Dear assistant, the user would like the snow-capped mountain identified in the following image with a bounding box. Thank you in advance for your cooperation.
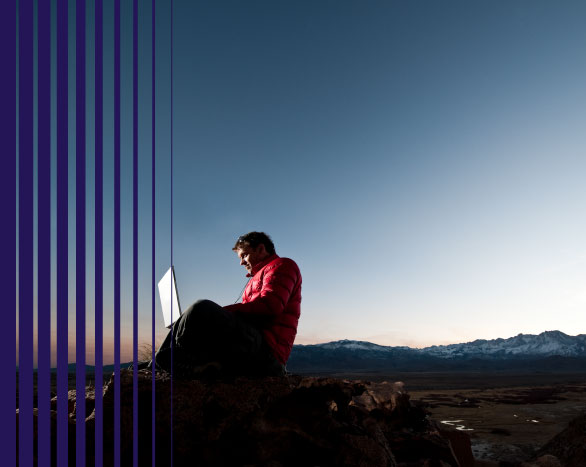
[304,331,586,358]
[316,340,409,352]
[287,331,586,372]
[421,331,586,358]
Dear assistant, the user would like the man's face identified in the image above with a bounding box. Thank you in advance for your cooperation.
[236,244,268,274]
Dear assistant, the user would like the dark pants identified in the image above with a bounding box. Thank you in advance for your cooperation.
[155,299,285,377]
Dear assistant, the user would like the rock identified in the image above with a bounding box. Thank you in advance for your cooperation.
[97,370,470,466]
[80,386,96,417]
[16,407,76,466]
[50,389,76,414]
[20,370,476,466]
[535,411,586,467]
[520,454,563,467]
[437,425,476,467]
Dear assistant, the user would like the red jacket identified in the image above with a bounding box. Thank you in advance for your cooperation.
[223,254,302,365]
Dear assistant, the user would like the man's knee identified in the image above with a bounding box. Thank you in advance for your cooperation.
[183,299,218,315]
[174,299,225,347]
[194,299,220,309]
[182,299,225,324]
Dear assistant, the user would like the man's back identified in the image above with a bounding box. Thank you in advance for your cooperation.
[239,254,302,365]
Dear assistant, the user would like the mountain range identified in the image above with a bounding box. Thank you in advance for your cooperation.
[286,330,586,373]
[421,330,586,358]
[24,330,586,374]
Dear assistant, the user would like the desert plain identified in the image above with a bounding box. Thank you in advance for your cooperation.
[319,370,586,465]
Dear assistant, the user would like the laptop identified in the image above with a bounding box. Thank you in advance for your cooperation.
[158,266,182,328]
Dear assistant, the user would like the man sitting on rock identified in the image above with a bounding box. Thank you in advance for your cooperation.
[153,231,302,378]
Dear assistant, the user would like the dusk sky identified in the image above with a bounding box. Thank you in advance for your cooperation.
[19,0,586,365]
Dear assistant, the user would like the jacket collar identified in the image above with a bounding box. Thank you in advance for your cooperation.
[247,253,279,277]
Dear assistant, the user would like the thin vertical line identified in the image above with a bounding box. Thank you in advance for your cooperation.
[114,0,121,465]
[170,0,174,464]
[37,0,51,463]
[132,0,139,465]
[56,0,69,464]
[151,0,156,464]
[75,0,87,464]
[0,0,17,464]
[18,0,34,465]
[95,0,104,465]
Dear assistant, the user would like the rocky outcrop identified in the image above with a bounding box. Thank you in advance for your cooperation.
[534,411,586,467]
[16,407,76,466]
[95,370,474,466]
[22,370,477,466]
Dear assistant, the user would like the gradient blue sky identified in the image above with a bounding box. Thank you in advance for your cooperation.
[20,0,586,365]
[170,0,586,350]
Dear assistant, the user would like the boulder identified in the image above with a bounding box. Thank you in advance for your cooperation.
[20,370,476,466]
[97,370,469,466]
[16,407,76,466]
[535,411,586,467]
[50,389,76,413]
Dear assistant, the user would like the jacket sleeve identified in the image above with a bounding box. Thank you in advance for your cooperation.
[223,259,300,317]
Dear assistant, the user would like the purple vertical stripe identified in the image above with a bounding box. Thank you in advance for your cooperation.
[18,0,34,465]
[75,0,87,465]
[95,0,104,466]
[114,1,121,466]
[37,0,52,464]
[57,0,69,464]
[0,0,16,465]
[132,0,139,465]
[151,0,156,464]
[170,0,174,463]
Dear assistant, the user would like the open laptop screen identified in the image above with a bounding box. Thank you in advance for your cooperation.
[158,266,182,328]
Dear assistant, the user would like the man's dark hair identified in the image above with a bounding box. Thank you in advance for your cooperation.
[233,231,276,255]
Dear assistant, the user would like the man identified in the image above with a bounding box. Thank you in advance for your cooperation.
[154,232,302,378]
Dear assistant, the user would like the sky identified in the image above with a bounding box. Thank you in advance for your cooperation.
[18,0,586,365]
